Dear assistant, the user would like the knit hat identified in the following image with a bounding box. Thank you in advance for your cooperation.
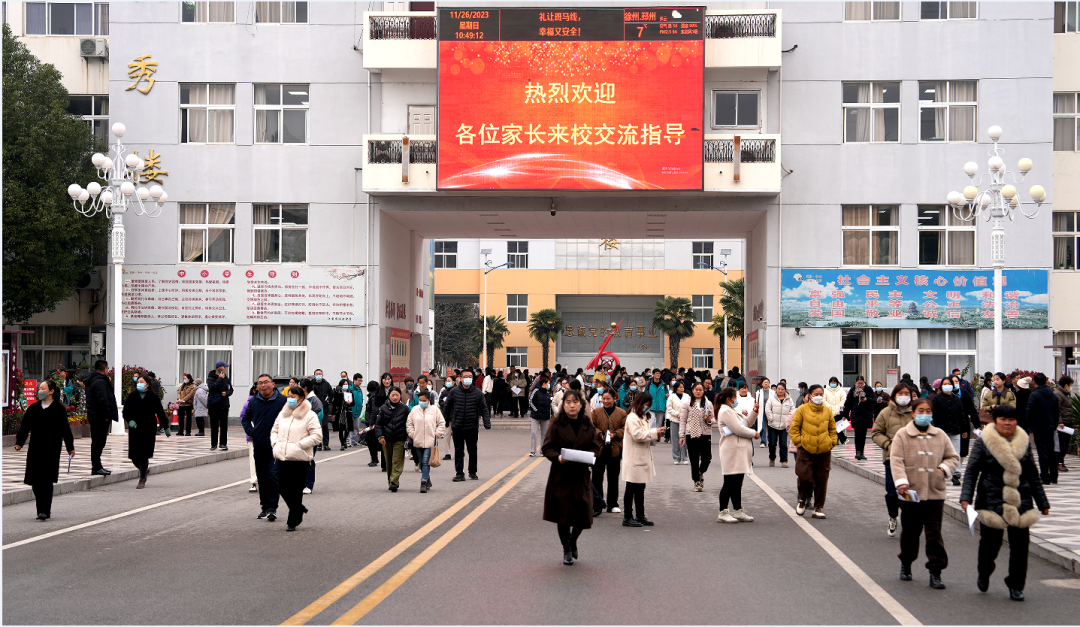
[1015,376,1032,390]
[932,378,942,390]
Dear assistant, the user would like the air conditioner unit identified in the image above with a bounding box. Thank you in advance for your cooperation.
[76,269,104,290]
[79,38,108,59]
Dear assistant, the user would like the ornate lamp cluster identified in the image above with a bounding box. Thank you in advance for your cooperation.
[67,122,167,219]
[945,125,1044,224]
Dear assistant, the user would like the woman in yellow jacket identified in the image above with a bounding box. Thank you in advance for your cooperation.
[789,384,838,519]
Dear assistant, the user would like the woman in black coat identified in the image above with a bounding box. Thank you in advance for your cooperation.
[842,375,877,460]
[541,389,601,566]
[124,374,169,489]
[14,380,74,519]
[374,387,410,492]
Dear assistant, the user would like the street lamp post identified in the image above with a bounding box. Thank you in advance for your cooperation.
[946,125,1045,373]
[698,261,729,372]
[482,257,513,370]
[68,122,167,435]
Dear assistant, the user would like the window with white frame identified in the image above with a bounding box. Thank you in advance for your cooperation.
[25,2,108,35]
[181,1,233,22]
[1053,211,1080,270]
[917,205,975,265]
[251,326,306,378]
[253,204,307,263]
[556,240,664,269]
[841,329,899,388]
[1054,93,1078,152]
[842,205,898,266]
[506,347,528,368]
[919,81,977,142]
[178,326,233,383]
[507,241,528,269]
[434,241,457,268]
[1053,330,1080,377]
[711,91,759,129]
[1056,1,1079,32]
[920,1,976,19]
[692,295,714,323]
[180,84,235,144]
[67,95,108,146]
[845,1,899,20]
[255,84,308,144]
[255,1,306,22]
[691,348,714,369]
[17,325,99,380]
[506,294,528,323]
[843,82,899,143]
[692,241,713,269]
[918,329,976,380]
[180,203,235,263]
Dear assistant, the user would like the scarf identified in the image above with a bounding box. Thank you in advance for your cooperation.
[853,383,867,403]
[685,401,711,438]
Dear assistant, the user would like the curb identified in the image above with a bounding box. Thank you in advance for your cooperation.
[2,449,248,507]
[833,456,1080,575]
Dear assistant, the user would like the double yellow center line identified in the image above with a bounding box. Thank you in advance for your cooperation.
[283,454,545,626]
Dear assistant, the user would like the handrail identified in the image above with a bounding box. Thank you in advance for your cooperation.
[369,15,437,40]
[704,139,776,163]
[367,139,438,164]
[705,14,777,39]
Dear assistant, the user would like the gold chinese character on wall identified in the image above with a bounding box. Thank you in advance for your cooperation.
[599,238,620,250]
[636,326,645,338]
[126,54,158,94]
[648,326,658,338]
[624,327,633,338]
[565,325,574,337]
[578,326,587,337]
[134,149,168,183]
[589,325,598,337]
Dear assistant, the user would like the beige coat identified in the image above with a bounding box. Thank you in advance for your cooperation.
[270,399,322,462]
[406,404,446,449]
[716,403,759,475]
[889,422,960,501]
[621,410,662,484]
[823,386,846,417]
[666,392,689,424]
[870,401,913,463]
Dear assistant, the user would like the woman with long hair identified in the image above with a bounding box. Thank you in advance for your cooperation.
[271,386,321,531]
[666,380,690,464]
[124,374,170,489]
[680,382,714,492]
[715,387,760,523]
[541,390,600,565]
[14,380,74,519]
[620,392,666,527]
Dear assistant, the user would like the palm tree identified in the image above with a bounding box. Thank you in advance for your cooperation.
[709,277,744,371]
[527,308,564,369]
[471,315,509,370]
[652,296,695,368]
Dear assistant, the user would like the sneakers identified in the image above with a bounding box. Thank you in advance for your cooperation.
[732,509,755,522]
[693,480,703,492]
[469,474,479,480]
[219,446,228,451]
[266,510,277,521]
[888,517,898,537]
[609,506,622,513]
[257,510,268,520]
[529,452,535,457]
[136,478,146,489]
[210,446,218,451]
[249,483,258,493]
[759,442,767,448]
[302,487,312,495]
[796,500,807,516]
[452,474,465,482]
[1009,588,1024,601]
[717,509,738,523]
[414,463,420,473]
[812,508,826,519]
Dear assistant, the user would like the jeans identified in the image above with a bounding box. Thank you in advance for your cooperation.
[718,473,745,510]
[884,461,900,519]
[898,500,947,573]
[305,447,316,490]
[32,482,54,517]
[530,419,550,454]
[419,447,432,482]
[383,440,406,487]
[90,419,110,471]
[623,481,646,521]
[252,444,280,512]
[978,524,1030,590]
[278,460,309,527]
[453,427,479,476]
[592,445,620,511]
[177,405,193,435]
[649,410,665,430]
[686,435,712,483]
[795,448,831,508]
[947,434,964,480]
[208,406,228,448]
[670,422,688,462]
[1033,431,1058,484]
[767,426,788,463]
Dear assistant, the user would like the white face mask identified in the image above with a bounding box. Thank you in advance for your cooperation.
[810,396,824,405]
[894,395,911,406]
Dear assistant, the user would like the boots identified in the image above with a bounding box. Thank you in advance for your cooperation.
[562,544,573,565]
[136,477,146,489]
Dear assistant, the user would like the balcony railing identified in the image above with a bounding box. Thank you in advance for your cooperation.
[369,15,437,40]
[704,138,776,163]
[367,139,438,164]
[705,13,777,38]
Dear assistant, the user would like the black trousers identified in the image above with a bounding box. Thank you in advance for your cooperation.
[491,393,503,415]
[718,473,745,510]
[1033,431,1058,484]
[453,427,479,475]
[32,482,54,516]
[177,405,193,435]
[90,419,110,471]
[686,435,712,483]
[252,444,280,512]
[508,396,519,417]
[194,413,205,434]
[208,407,228,448]
[321,418,330,448]
[768,426,789,463]
[517,397,529,418]
[591,445,620,511]
[338,415,352,448]
[853,418,872,456]
[1058,431,1072,465]
[898,500,948,573]
[557,523,583,550]
[366,427,383,467]
[978,524,1030,590]
[131,456,149,480]
[623,481,646,521]
[278,460,309,527]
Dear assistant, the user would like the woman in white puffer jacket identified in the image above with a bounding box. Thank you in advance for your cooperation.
[666,380,691,464]
[406,390,446,493]
[270,388,321,531]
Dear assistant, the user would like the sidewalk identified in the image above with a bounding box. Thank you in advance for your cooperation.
[2,432,248,506]
[830,436,1080,574]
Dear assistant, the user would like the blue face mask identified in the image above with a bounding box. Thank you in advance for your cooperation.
[287,398,299,409]
[133,375,139,382]
[463,378,473,387]
[315,375,323,382]
[875,387,883,393]
[941,385,954,394]
[419,401,429,409]
[914,413,933,427]
[829,383,838,388]
[445,381,453,388]
[630,386,637,391]
[136,383,147,392]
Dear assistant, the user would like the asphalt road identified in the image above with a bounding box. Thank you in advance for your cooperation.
[3,430,1078,625]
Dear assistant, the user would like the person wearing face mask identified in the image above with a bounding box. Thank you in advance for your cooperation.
[542,390,601,565]
[124,374,170,489]
[192,377,208,437]
[375,387,410,492]
[591,388,627,513]
[890,397,960,589]
[872,381,891,419]
[666,380,690,465]
[176,373,195,436]
[206,362,233,451]
[364,380,384,468]
[680,382,714,492]
[842,375,877,461]
[789,384,838,519]
[621,379,639,410]
[14,380,74,519]
[443,369,492,482]
[715,387,760,523]
[311,369,333,451]
[1053,376,1074,473]
[931,374,972,486]
[872,383,917,538]
[621,392,665,527]
[529,377,553,457]
[407,390,446,493]
[349,374,365,447]
[765,382,795,468]
[271,387,321,531]
[980,372,1016,426]
[823,376,845,420]
[754,378,774,447]
[335,378,354,451]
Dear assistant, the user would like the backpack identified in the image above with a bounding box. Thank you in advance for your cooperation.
[531,389,552,421]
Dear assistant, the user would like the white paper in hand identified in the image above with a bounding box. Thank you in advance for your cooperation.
[973,428,982,438]
[900,489,920,503]
[1059,425,1076,436]
[511,386,522,395]
[721,426,734,437]
[560,448,596,466]
[966,505,979,537]
[835,419,851,432]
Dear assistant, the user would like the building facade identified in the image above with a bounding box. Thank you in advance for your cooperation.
[1052,0,1080,377]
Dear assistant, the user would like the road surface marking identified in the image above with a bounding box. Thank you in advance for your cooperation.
[3,450,358,551]
[282,454,531,626]
[749,473,923,626]
[1041,579,1080,589]
[329,456,546,626]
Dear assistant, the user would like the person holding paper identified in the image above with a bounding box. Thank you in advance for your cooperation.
[889,397,960,590]
[1052,376,1074,473]
[590,389,626,515]
[871,383,916,538]
[541,390,600,566]
[960,404,1050,602]
[789,384,837,519]
[14,380,74,520]
[715,387,760,523]
[620,392,666,528]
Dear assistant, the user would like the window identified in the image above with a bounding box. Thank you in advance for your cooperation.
[67,95,108,145]
[251,326,306,378]
[843,82,899,142]
[842,205,898,265]
[179,203,235,263]
[841,329,899,387]
[1054,93,1078,152]
[434,241,457,268]
[24,2,108,35]
[918,329,975,380]
[1053,330,1080,377]
[507,241,528,269]
[507,294,528,323]
[506,347,528,368]
[181,1,234,22]
[919,81,977,142]
[1054,212,1080,270]
[693,241,714,268]
[1056,1,1079,32]
[845,2,900,20]
[556,239,665,270]
[255,1,306,22]
[255,84,308,144]
[18,325,99,380]
[921,2,976,19]
[180,84,235,144]
[692,295,714,323]
[691,348,714,369]
[178,326,233,382]
[253,204,307,263]
[711,91,759,128]
[917,205,975,266]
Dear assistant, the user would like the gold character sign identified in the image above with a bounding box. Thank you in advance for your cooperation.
[599,238,621,250]
[134,149,168,184]
[563,322,658,338]
[126,54,158,94]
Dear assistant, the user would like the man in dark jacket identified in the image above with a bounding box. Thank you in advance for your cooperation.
[312,369,334,450]
[443,369,491,481]
[206,362,233,451]
[952,368,975,405]
[1026,373,1060,485]
[931,379,969,485]
[243,374,288,521]
[81,360,118,476]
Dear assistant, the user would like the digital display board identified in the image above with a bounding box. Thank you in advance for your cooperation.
[437,7,704,191]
